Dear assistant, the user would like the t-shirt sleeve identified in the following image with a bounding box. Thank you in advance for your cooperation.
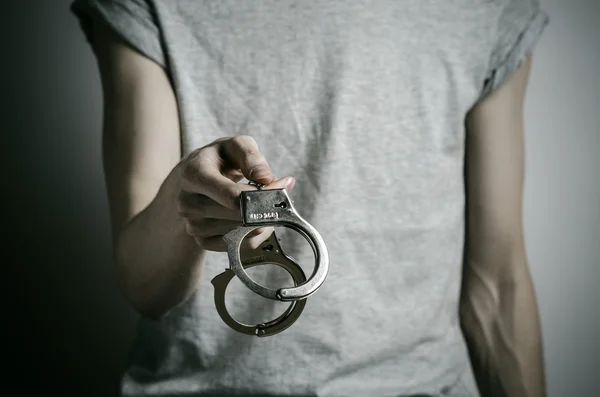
[70,0,166,67]
[478,0,549,101]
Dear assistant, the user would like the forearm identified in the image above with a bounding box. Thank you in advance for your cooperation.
[460,256,546,397]
[114,163,206,319]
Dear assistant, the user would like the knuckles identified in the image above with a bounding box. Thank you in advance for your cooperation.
[176,191,188,214]
[220,185,242,210]
[194,236,226,252]
[180,160,204,190]
[178,136,275,254]
[184,220,199,236]
[184,219,208,237]
[176,192,204,218]
[230,135,257,149]
[194,236,212,250]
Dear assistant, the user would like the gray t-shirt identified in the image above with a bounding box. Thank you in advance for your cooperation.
[71,1,548,396]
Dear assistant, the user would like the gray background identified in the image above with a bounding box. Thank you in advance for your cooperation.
[3,0,598,396]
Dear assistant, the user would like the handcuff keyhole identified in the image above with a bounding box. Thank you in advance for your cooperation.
[274,201,287,208]
[263,244,274,251]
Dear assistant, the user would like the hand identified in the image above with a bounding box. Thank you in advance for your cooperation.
[176,135,295,252]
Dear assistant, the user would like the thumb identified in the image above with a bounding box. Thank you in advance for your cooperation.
[263,176,296,192]
[218,136,276,185]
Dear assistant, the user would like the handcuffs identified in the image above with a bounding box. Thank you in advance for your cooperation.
[211,181,329,337]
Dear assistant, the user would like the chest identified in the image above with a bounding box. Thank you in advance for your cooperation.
[159,0,499,161]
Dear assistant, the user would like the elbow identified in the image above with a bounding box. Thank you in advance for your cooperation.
[114,272,172,321]
[114,266,172,320]
[113,232,171,320]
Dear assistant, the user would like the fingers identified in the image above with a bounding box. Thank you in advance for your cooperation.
[191,227,275,252]
[178,174,294,220]
[177,175,295,253]
[264,175,296,191]
[180,136,291,210]
[180,145,243,210]
[177,135,296,253]
[184,218,241,238]
[219,135,275,185]
[177,191,241,221]
[181,145,267,210]
[178,173,296,220]
[223,168,245,182]
[185,219,273,240]
[192,236,228,252]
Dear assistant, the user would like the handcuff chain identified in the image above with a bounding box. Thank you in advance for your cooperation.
[248,180,264,190]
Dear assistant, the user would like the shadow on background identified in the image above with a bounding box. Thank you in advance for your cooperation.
[3,1,137,395]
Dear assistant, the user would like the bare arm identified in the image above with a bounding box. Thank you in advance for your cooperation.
[461,56,546,396]
[92,23,292,319]
[92,23,204,318]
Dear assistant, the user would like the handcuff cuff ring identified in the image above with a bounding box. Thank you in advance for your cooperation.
[223,182,329,302]
[211,233,307,337]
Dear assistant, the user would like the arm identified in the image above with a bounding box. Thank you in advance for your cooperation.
[92,23,290,319]
[460,56,546,396]
[92,23,205,318]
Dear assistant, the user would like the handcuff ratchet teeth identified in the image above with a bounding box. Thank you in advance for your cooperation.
[210,180,330,336]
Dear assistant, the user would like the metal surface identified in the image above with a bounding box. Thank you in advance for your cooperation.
[223,187,329,301]
[211,234,307,337]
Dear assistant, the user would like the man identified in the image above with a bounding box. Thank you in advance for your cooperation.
[72,1,549,396]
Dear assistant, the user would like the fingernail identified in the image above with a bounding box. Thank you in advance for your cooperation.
[285,177,296,191]
[250,166,271,180]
